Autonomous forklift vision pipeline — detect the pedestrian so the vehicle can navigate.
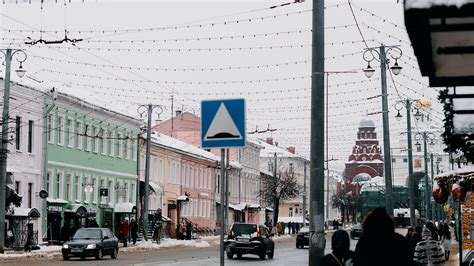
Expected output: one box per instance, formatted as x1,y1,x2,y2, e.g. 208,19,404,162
186,221,192,240
288,221,292,234
413,228,445,265
296,222,300,233
7,226,14,247
130,218,138,245
60,222,70,243
408,226,423,264
277,223,283,236
425,222,439,241
440,223,452,261
121,218,130,247
321,229,354,266
177,222,183,240
282,223,286,234
333,219,338,230
353,207,411,266
405,227,414,240
24,230,33,252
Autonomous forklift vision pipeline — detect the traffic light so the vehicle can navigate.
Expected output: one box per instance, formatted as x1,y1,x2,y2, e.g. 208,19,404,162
99,188,109,197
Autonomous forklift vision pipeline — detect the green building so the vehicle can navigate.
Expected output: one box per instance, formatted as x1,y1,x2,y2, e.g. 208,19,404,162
43,92,141,243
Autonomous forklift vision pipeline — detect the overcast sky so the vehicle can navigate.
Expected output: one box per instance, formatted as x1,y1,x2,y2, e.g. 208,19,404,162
0,0,445,173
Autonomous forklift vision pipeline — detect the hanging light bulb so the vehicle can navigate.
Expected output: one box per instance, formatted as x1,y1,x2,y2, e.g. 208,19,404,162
395,110,403,122
363,62,375,78
390,59,402,75
15,61,26,78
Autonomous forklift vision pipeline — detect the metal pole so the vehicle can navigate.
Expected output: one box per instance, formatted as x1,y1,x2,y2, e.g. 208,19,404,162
143,104,153,241
273,152,277,227
238,149,241,204
325,73,329,222
423,133,431,221
309,0,325,264
0,48,11,253
430,153,435,221
303,161,307,226
459,201,463,266
225,149,229,231
406,99,416,227
379,45,394,216
219,149,225,266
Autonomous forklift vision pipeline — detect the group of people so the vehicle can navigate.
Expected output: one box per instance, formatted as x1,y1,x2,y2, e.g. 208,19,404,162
276,221,301,235
322,207,452,266
176,219,193,240
119,218,139,247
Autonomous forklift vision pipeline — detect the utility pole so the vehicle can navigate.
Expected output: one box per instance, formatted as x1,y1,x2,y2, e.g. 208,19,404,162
430,153,436,221
415,132,435,221
363,45,403,217
170,90,174,137
137,104,163,242
224,149,230,233
272,152,278,228
219,149,225,266
303,161,307,226
309,0,325,264
0,48,27,253
238,149,241,204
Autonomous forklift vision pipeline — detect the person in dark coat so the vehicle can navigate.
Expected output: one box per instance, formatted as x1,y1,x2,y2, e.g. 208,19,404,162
322,230,355,266
353,208,411,266
425,221,439,241
408,226,423,264
24,230,33,252
130,218,138,245
186,221,192,240
177,222,183,240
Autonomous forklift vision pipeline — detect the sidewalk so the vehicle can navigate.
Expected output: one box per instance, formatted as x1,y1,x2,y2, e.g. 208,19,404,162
447,240,461,266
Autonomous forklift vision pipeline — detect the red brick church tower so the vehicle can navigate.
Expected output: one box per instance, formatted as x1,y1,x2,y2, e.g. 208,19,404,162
342,119,384,195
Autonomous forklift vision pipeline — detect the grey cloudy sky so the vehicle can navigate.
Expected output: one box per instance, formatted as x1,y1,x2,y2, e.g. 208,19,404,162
0,0,444,173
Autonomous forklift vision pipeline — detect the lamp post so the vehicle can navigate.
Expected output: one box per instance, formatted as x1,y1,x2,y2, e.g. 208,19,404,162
362,45,403,217
394,99,421,227
137,104,163,242
0,48,27,253
415,132,435,221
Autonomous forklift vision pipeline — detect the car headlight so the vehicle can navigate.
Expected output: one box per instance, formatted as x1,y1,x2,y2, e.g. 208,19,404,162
62,244,69,249
86,244,96,249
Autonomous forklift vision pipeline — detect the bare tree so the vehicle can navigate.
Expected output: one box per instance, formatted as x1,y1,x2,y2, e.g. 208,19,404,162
260,171,302,228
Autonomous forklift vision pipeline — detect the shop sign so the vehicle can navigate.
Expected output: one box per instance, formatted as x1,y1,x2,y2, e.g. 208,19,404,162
48,206,63,212
462,193,474,250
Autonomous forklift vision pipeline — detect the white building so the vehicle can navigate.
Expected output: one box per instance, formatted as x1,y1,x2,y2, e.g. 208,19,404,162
2,81,44,247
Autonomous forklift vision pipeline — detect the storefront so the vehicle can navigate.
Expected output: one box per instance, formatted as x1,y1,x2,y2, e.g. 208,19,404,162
45,198,68,245
5,207,40,250
114,202,137,236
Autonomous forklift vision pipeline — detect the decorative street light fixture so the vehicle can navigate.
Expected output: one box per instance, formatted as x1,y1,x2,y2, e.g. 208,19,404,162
415,132,436,221
0,48,27,253
394,98,421,227
362,45,403,217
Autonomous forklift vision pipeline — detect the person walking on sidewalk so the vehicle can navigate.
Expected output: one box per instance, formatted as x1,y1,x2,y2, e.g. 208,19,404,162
440,223,452,261
321,229,354,266
186,221,192,240
121,218,130,247
413,228,445,266
130,218,138,245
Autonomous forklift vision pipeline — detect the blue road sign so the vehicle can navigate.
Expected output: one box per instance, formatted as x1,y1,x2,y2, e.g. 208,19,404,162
201,99,246,148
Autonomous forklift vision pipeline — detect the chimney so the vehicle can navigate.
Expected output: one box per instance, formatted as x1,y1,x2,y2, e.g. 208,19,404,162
266,137,273,145
287,146,296,154
175,110,182,117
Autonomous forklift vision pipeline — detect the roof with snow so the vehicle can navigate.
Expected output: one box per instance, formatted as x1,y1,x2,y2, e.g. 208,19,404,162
254,138,308,160
359,119,375,128
405,0,473,9
149,132,241,169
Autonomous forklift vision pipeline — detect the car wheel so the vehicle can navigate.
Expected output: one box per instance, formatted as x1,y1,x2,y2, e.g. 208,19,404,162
259,250,266,260
236,253,242,259
111,247,118,259
226,250,234,259
62,255,69,261
296,243,300,249
80,256,86,261
268,249,274,259
95,249,103,260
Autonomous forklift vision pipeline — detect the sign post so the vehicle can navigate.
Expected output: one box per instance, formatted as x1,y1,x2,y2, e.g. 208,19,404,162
201,99,246,266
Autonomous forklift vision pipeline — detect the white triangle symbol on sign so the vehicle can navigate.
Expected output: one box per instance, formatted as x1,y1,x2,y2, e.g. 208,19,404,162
205,103,242,140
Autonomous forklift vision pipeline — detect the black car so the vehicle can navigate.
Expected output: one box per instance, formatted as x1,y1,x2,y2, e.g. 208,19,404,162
350,224,362,239
62,228,119,260
296,226,309,248
226,223,275,260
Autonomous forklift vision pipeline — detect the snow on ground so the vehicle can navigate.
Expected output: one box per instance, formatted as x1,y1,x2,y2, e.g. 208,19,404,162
123,239,212,253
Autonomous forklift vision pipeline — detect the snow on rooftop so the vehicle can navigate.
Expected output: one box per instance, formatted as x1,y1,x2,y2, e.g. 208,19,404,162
254,138,307,160
149,132,241,168
405,0,474,9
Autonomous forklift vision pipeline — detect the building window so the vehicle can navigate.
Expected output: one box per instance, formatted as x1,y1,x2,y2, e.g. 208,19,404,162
56,173,61,198
66,118,73,147
91,178,96,203
85,124,91,151
415,159,422,168
48,113,54,143
108,180,114,204
101,129,107,155
15,181,20,194
131,138,137,161
46,172,51,194
289,207,293,217
74,176,79,201
92,126,98,153
28,120,33,153
403,158,408,163
289,163,294,173
76,121,83,149
268,160,273,172
15,116,21,151
27,183,32,208
392,158,396,163
108,131,114,156
117,132,123,158
65,174,71,200
130,183,135,203
58,116,64,145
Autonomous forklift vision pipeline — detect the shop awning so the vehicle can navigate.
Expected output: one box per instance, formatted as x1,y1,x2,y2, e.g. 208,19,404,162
229,204,244,211
265,207,274,212
65,204,88,217
162,215,171,222
7,207,40,218
248,203,260,209
46,198,68,204
114,202,136,213
149,181,163,194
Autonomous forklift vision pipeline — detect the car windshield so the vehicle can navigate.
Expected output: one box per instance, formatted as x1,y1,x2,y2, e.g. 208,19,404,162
73,229,102,239
231,224,257,236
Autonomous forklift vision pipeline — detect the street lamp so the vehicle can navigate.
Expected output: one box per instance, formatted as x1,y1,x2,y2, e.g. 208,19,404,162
0,49,27,253
394,99,421,227
415,132,436,221
362,45,403,217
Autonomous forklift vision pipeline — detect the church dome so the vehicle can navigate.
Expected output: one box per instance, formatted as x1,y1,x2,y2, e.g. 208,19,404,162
359,119,375,128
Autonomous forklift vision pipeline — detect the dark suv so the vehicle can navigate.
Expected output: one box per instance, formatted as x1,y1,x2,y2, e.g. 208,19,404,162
226,223,275,260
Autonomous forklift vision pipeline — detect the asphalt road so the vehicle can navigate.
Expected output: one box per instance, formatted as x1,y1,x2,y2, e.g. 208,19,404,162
2,233,359,266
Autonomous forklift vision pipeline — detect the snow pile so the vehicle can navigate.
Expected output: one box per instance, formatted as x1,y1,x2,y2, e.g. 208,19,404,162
123,239,211,253
0,246,62,261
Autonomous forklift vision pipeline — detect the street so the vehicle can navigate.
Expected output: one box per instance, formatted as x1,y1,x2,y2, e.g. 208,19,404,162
1,234,358,266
